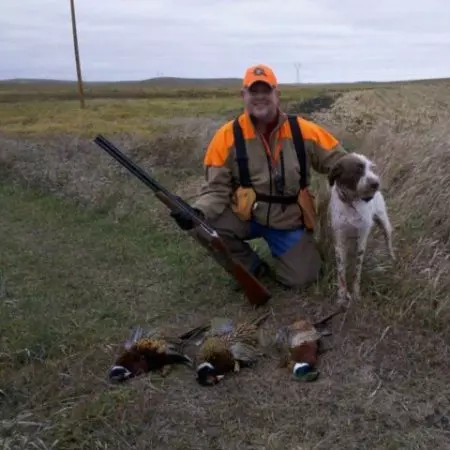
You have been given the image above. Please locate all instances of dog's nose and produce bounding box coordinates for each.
[370,180,379,190]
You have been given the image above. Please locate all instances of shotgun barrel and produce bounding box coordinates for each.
[93,134,271,306]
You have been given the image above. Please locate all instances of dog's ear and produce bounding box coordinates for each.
[328,160,343,186]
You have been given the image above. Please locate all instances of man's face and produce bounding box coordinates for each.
[241,81,280,122]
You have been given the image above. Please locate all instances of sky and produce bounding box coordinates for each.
[1,0,450,83]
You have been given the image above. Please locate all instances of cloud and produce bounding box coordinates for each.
[1,0,450,82]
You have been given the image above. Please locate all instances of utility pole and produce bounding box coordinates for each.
[70,0,85,108]
[294,63,301,84]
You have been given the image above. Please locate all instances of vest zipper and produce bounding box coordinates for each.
[265,122,283,227]
[255,116,284,228]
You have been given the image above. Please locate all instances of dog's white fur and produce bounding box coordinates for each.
[328,153,395,306]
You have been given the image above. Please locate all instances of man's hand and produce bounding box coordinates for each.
[170,203,205,231]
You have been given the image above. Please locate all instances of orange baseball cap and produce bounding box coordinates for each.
[242,64,278,88]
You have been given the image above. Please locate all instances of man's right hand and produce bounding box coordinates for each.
[170,205,204,231]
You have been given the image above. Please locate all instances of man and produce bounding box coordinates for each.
[170,64,347,289]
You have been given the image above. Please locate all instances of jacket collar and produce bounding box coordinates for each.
[242,108,287,137]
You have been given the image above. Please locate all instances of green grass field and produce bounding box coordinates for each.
[1,78,449,449]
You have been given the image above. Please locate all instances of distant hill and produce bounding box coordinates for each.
[139,77,243,87]
[0,77,243,87]
[0,77,450,98]
[0,76,390,87]
[1,75,450,90]
[0,78,75,85]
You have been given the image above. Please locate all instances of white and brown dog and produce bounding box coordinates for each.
[327,152,395,307]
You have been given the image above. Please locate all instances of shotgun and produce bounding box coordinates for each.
[93,134,271,307]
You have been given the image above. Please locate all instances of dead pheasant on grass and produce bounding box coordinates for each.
[274,309,343,382]
[108,324,209,383]
[194,312,271,386]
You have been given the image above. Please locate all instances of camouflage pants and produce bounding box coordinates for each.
[191,208,322,288]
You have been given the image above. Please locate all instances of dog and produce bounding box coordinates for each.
[327,152,395,307]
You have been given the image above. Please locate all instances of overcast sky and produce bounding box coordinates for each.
[1,0,449,83]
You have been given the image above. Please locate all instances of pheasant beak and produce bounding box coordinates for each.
[209,374,225,384]
[196,362,224,386]
[108,365,133,382]
[207,374,218,385]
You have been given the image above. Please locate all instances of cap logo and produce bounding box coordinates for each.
[253,67,266,76]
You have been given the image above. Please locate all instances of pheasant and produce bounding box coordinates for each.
[195,311,270,386]
[108,323,209,383]
[274,309,343,382]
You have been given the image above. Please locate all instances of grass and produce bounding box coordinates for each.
[0,77,409,103]
[0,98,244,138]
[1,79,449,449]
[0,91,340,139]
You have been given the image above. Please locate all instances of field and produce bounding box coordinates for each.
[1,77,449,449]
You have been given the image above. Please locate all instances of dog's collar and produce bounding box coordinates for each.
[336,187,373,204]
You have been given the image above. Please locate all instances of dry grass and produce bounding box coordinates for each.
[0,98,243,138]
[1,82,449,449]
[313,84,450,329]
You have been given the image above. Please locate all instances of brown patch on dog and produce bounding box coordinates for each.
[328,154,366,191]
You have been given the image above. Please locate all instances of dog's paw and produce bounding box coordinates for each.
[386,241,396,261]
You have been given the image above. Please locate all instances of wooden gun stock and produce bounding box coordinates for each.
[92,134,271,306]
